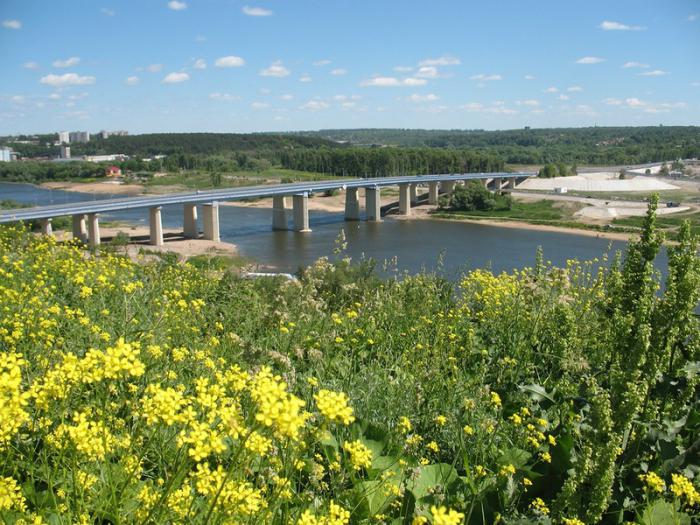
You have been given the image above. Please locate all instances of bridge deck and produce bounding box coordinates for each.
[0,172,533,223]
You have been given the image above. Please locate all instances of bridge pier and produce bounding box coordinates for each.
[442,181,456,194]
[409,184,419,205]
[508,177,517,189]
[72,214,87,243]
[365,187,381,221]
[40,218,53,236]
[344,188,361,221]
[183,204,198,238]
[428,182,439,205]
[293,193,311,232]
[149,206,163,246]
[398,183,411,215]
[87,213,100,247]
[202,202,220,242]
[272,196,288,230]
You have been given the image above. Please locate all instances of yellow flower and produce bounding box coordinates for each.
[0,476,26,512]
[426,441,440,453]
[670,473,699,507]
[499,464,516,477]
[343,440,373,471]
[435,415,447,426]
[529,497,549,515]
[314,389,355,426]
[399,416,412,433]
[539,452,551,464]
[639,472,666,494]
[562,519,585,525]
[490,391,502,408]
[509,413,522,425]
[463,425,474,436]
[430,505,464,525]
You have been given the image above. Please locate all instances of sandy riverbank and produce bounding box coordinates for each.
[41,180,146,195]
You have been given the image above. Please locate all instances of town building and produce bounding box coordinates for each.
[0,147,13,162]
[57,131,70,144]
[98,130,128,139]
[105,165,122,177]
[68,131,90,143]
[60,146,71,159]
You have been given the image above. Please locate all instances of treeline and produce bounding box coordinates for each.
[292,127,700,165]
[0,161,105,183]
[280,147,504,177]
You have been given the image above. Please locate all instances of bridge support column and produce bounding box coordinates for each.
[509,177,517,189]
[442,181,456,194]
[398,183,411,215]
[409,184,419,205]
[40,218,53,236]
[344,188,361,221]
[492,177,503,191]
[87,213,100,248]
[293,193,311,232]
[365,187,381,221]
[272,196,288,230]
[428,182,439,205]
[202,202,220,242]
[149,206,164,246]
[183,204,198,238]
[72,214,87,243]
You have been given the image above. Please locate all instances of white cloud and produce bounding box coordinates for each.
[167,1,187,11]
[40,73,96,87]
[692,82,700,87]
[416,66,440,78]
[260,61,290,77]
[567,86,583,92]
[558,94,570,101]
[625,97,645,107]
[194,58,207,70]
[299,74,312,82]
[603,98,622,105]
[251,102,270,109]
[470,73,502,81]
[599,20,645,31]
[419,56,460,66]
[524,74,535,80]
[195,35,207,42]
[361,77,401,87]
[215,55,246,68]
[330,68,347,76]
[301,100,329,111]
[407,93,439,102]
[639,70,668,77]
[147,64,163,73]
[393,66,413,73]
[162,72,189,84]
[576,56,605,64]
[516,99,540,106]
[544,87,559,93]
[209,93,240,101]
[23,61,39,70]
[688,14,698,22]
[125,76,140,85]
[340,102,356,109]
[242,5,273,16]
[2,20,21,30]
[280,94,294,100]
[53,57,81,68]
[312,59,331,66]
[101,8,116,16]
[622,61,649,69]
[48,93,61,100]
[403,78,427,86]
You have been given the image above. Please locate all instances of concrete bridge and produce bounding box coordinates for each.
[0,172,533,246]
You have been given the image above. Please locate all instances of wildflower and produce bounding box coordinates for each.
[435,414,447,426]
[463,425,474,436]
[509,413,522,425]
[250,367,310,440]
[562,519,585,525]
[529,497,549,515]
[399,416,412,433]
[547,434,556,446]
[639,472,666,494]
[474,465,486,478]
[499,464,516,477]
[297,500,350,525]
[490,392,502,407]
[411,518,428,525]
[539,452,552,463]
[0,476,26,511]
[430,505,464,525]
[670,473,700,507]
[343,440,373,471]
[314,389,355,426]
[426,441,440,453]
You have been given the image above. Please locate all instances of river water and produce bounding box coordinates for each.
[1,182,665,279]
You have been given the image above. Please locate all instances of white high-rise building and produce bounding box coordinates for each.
[0,147,13,162]
[69,131,90,143]
[57,131,70,144]
[60,146,71,159]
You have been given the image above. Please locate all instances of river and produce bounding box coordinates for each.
[1,182,665,279]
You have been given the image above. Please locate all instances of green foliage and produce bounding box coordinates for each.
[443,181,513,212]
[538,164,560,178]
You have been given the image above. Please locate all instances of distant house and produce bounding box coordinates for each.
[106,165,122,177]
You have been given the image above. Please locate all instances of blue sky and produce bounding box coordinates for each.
[1,0,699,134]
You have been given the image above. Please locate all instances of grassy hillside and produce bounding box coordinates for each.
[0,200,698,523]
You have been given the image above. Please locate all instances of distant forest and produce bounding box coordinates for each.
[290,126,700,165]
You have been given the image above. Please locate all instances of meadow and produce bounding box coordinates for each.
[0,196,698,524]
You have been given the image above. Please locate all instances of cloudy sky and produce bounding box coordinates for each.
[1,0,699,134]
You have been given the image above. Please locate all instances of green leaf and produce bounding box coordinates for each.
[638,499,691,525]
[518,383,555,403]
[352,480,394,518]
[497,448,532,470]
[406,463,458,501]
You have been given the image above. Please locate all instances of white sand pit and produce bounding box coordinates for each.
[519,172,679,192]
[576,204,690,219]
